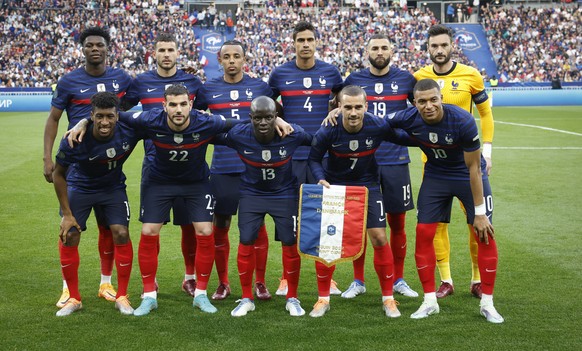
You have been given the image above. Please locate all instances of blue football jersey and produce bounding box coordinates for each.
[309,113,395,187]
[195,75,274,174]
[52,67,132,126]
[119,109,229,184]
[269,60,343,160]
[55,121,142,194]
[387,104,484,180]
[121,69,203,164]
[344,66,415,165]
[222,123,312,197]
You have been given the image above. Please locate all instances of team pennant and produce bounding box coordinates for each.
[298,184,368,267]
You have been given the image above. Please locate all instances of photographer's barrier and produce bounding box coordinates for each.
[0,88,580,112]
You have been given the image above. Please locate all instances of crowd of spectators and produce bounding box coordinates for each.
[481,4,581,83]
[0,0,580,88]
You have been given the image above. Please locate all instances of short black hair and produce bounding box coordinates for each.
[220,39,246,56]
[293,21,317,41]
[80,27,111,47]
[413,78,440,95]
[367,33,391,44]
[154,32,178,49]
[164,84,189,99]
[427,24,453,43]
[91,92,119,112]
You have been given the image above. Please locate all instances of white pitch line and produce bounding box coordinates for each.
[495,147,582,150]
[492,120,582,137]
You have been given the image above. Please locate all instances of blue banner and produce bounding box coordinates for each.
[447,24,498,79]
[193,28,235,81]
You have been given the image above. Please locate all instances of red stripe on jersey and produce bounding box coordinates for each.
[72,92,126,105]
[329,147,378,158]
[367,94,408,102]
[208,101,252,110]
[153,138,212,150]
[280,89,332,97]
[238,154,291,168]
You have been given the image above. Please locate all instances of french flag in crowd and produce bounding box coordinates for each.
[298,184,368,267]
[199,55,208,67]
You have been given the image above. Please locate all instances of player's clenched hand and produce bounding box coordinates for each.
[484,157,492,176]
[322,108,340,127]
[275,117,294,138]
[65,119,89,147]
[60,216,81,244]
[44,159,55,183]
[318,179,331,189]
[473,215,494,244]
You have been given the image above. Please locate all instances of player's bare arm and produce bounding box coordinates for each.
[52,163,81,243]
[43,106,65,183]
[464,149,494,244]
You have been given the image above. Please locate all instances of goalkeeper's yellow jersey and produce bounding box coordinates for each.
[414,62,493,143]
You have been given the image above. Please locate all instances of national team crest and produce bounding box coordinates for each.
[230,90,239,101]
[174,134,183,144]
[429,132,438,143]
[391,81,399,92]
[106,148,116,158]
[374,83,383,94]
[262,150,271,161]
[319,76,326,86]
[303,77,312,88]
[349,140,359,151]
[279,147,287,158]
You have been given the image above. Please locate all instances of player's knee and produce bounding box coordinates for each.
[63,231,81,247]
[111,226,130,244]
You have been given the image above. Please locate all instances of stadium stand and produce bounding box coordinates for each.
[0,0,580,87]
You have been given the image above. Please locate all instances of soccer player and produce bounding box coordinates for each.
[269,20,344,296]
[414,24,495,299]
[52,92,139,316]
[217,96,311,317]
[43,27,132,308]
[388,78,503,323]
[308,85,403,318]
[341,33,418,299]
[69,84,292,316]
[194,40,276,301]
[120,32,203,297]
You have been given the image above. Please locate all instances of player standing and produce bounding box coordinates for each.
[194,40,275,301]
[268,21,343,296]
[308,85,403,318]
[43,27,132,308]
[414,24,495,299]
[121,32,203,297]
[341,33,418,299]
[218,96,311,317]
[53,92,139,316]
[388,79,503,323]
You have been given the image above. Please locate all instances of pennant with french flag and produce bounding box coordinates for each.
[298,184,368,267]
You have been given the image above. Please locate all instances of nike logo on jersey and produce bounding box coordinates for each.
[213,94,223,98]
[156,134,165,137]
[412,132,422,136]
[89,155,99,161]
[331,143,342,147]
[147,88,157,92]
[243,150,253,154]
[80,88,90,93]
[285,81,295,85]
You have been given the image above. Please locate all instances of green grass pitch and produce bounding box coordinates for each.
[0,106,581,350]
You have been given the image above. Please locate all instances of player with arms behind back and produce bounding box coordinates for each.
[414,24,495,299]
[194,40,277,301]
[121,32,203,297]
[269,20,343,296]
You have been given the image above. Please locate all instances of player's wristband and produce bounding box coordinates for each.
[475,203,486,216]
[482,143,492,158]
